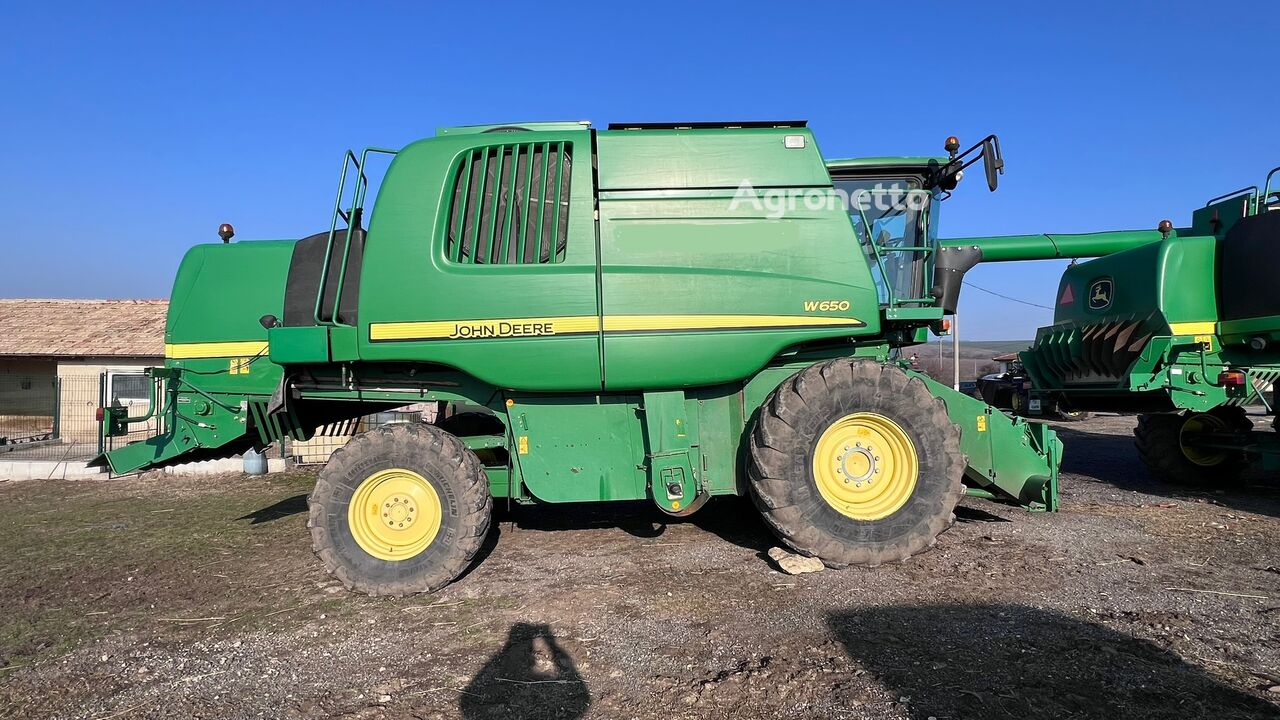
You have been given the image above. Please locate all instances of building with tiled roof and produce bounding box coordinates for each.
[0,299,167,358]
[0,299,168,456]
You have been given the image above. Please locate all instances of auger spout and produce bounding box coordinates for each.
[941,229,1164,262]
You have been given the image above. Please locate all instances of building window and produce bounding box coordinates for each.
[444,142,572,265]
[109,373,150,406]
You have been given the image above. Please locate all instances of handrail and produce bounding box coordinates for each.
[1204,186,1259,211]
[874,245,934,252]
[1265,166,1280,207]
[850,192,895,306]
[315,150,364,325]
[315,147,398,326]
[119,372,167,425]
[850,188,935,308]
[330,148,397,324]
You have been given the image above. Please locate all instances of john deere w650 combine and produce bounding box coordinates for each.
[946,166,1280,485]
[96,122,1062,595]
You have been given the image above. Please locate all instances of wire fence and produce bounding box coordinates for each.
[0,374,444,467]
[0,374,140,462]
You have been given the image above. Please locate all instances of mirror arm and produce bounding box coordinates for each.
[933,134,1004,190]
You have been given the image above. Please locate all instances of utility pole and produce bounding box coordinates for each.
[952,312,960,391]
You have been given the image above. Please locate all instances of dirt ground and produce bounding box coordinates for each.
[1,413,1278,720]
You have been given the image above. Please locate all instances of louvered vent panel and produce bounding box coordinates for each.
[445,142,572,264]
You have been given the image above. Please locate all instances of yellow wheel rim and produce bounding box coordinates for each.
[348,468,442,561]
[812,412,918,521]
[1180,414,1228,467]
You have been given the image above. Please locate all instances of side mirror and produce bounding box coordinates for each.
[259,314,280,330]
[930,135,1004,194]
[982,138,1005,192]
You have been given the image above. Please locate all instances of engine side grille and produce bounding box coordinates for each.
[445,142,572,265]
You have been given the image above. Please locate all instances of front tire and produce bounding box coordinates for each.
[747,359,965,567]
[309,423,492,596]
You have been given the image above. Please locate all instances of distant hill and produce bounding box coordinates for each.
[902,339,1032,381]
[905,339,1031,361]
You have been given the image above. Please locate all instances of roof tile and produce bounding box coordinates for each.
[0,299,167,357]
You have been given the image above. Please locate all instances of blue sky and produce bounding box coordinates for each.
[2,2,1275,340]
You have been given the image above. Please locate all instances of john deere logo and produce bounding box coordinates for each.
[1088,278,1113,310]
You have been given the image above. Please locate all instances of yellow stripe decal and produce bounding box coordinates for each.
[370,316,600,341]
[369,314,864,342]
[170,315,868,355]
[165,341,269,359]
[1169,322,1216,335]
[602,314,864,332]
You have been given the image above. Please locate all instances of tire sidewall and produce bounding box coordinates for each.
[314,430,474,587]
[1010,392,1025,414]
[1135,412,1246,485]
[783,368,959,545]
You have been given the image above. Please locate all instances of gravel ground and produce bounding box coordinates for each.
[1,413,1278,719]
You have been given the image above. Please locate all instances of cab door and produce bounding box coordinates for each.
[358,129,602,391]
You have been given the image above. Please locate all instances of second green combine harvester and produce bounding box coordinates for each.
[97,122,1061,595]
[946,166,1280,485]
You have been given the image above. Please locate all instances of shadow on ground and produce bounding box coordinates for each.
[1055,424,1153,487]
[461,622,589,719]
[493,495,775,552]
[829,603,1277,719]
[1056,423,1280,518]
[954,505,1012,523]
[236,493,308,524]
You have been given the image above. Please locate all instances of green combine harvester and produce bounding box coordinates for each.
[945,166,1280,485]
[96,122,1062,595]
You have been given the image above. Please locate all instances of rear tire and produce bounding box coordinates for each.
[309,423,492,596]
[747,359,965,567]
[1134,407,1251,486]
[979,383,999,407]
[1009,391,1026,415]
[1052,402,1090,422]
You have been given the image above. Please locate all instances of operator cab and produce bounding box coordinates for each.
[829,171,933,308]
[825,135,1004,319]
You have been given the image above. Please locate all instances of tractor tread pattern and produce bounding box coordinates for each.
[746,359,965,567]
[308,423,492,596]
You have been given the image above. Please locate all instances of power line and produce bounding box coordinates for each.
[962,281,1055,310]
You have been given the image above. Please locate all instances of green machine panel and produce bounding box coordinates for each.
[356,129,603,391]
[596,127,830,190]
[506,395,650,503]
[596,186,881,389]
